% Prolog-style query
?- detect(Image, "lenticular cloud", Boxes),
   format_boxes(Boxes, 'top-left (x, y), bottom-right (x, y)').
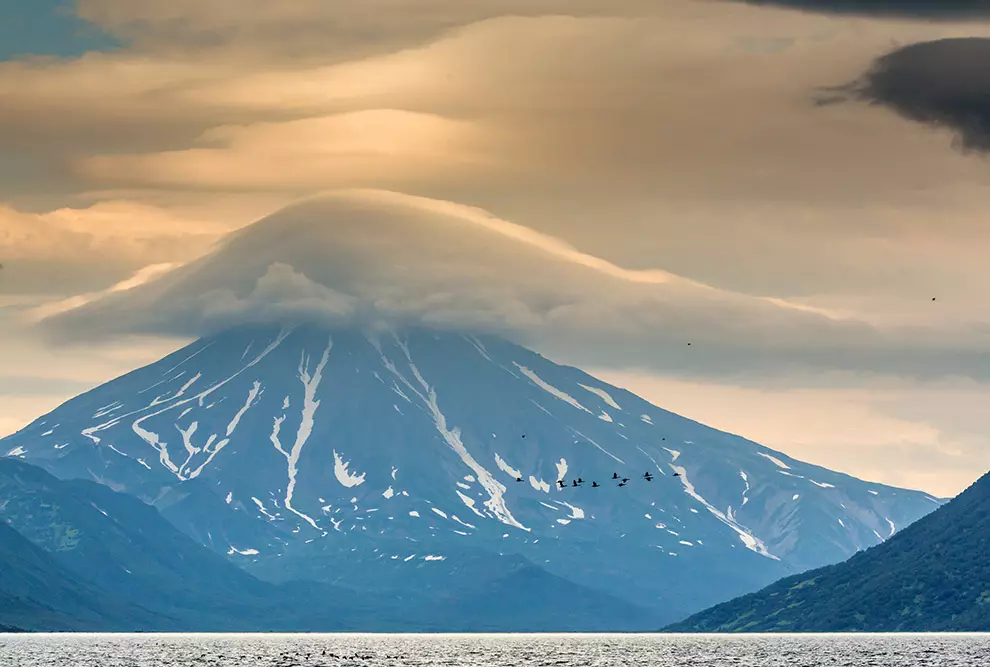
top-left (39, 188), bottom-right (951, 380)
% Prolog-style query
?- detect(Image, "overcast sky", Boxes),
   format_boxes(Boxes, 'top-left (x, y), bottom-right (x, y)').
top-left (4, 0), bottom-right (990, 496)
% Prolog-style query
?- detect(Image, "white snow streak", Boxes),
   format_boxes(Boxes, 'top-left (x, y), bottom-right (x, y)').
top-left (269, 338), bottom-right (332, 531)
top-left (494, 453), bottom-right (522, 479)
top-left (578, 384), bottom-right (622, 410)
top-left (665, 451), bottom-right (778, 560)
top-left (185, 381), bottom-right (263, 480)
top-left (557, 501), bottom-right (585, 520)
top-left (377, 336), bottom-right (528, 531)
top-left (252, 497), bottom-right (277, 521)
top-left (5, 447), bottom-right (26, 457)
top-left (513, 364), bottom-right (592, 414)
top-left (568, 427), bottom-right (624, 463)
top-left (758, 452), bottom-right (791, 469)
top-left (127, 329), bottom-right (290, 477)
top-left (637, 446), bottom-right (666, 475)
top-left (456, 490), bottom-right (485, 517)
top-left (228, 546), bottom-right (260, 556)
top-left (175, 421), bottom-right (200, 473)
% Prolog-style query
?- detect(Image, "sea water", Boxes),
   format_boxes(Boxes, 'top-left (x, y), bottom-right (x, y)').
top-left (1, 633), bottom-right (987, 666)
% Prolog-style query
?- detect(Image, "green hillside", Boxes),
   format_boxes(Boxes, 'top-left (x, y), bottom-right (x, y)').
top-left (667, 470), bottom-right (990, 632)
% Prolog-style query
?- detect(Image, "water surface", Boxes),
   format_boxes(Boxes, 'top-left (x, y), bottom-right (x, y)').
top-left (1, 632), bottom-right (987, 666)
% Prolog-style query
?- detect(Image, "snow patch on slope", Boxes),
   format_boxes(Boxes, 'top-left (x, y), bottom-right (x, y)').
top-left (758, 452), bottom-right (791, 469)
top-left (513, 364), bottom-right (592, 414)
top-left (665, 451), bottom-right (777, 560)
top-left (377, 336), bottom-right (528, 531)
top-left (333, 450), bottom-right (367, 487)
top-left (578, 383), bottom-right (622, 410)
top-left (270, 337), bottom-right (333, 530)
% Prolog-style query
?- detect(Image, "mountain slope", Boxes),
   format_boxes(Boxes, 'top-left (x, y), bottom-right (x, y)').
top-left (0, 519), bottom-right (173, 631)
top-left (2, 325), bottom-right (944, 626)
top-left (0, 458), bottom-right (648, 631)
top-left (666, 469), bottom-right (990, 632)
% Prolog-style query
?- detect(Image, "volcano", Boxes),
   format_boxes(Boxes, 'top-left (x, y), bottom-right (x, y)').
top-left (2, 324), bottom-right (942, 626)
top-left (2, 191), bottom-right (946, 627)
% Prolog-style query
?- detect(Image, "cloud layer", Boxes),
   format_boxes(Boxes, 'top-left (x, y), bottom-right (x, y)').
top-left (36, 189), bottom-right (990, 387)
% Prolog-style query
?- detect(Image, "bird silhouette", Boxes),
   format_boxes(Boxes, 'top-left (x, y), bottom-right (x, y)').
top-left (592, 481), bottom-right (600, 488)
top-left (612, 472), bottom-right (618, 479)
top-left (516, 476), bottom-right (523, 482)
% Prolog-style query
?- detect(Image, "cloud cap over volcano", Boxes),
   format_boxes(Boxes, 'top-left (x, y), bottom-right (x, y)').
top-left (36, 189), bottom-right (990, 383)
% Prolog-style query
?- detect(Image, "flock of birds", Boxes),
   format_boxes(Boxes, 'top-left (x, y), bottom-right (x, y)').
top-left (514, 433), bottom-right (680, 489)
top-left (513, 470), bottom-right (680, 488)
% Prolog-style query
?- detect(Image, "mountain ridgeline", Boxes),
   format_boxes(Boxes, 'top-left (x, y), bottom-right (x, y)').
top-left (667, 469), bottom-right (990, 632)
top-left (2, 324), bottom-right (944, 629)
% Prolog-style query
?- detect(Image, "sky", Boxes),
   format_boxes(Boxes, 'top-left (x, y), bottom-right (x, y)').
top-left (4, 1), bottom-right (990, 497)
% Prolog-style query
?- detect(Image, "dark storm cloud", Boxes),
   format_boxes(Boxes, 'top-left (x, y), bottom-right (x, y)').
top-left (734, 0), bottom-right (990, 19)
top-left (853, 38), bottom-right (990, 152)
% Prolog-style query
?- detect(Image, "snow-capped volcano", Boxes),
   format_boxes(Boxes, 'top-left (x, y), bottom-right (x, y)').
top-left (3, 324), bottom-right (942, 624)
top-left (5, 190), bottom-right (945, 625)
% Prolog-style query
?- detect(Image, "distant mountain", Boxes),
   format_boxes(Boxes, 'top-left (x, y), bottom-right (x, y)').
top-left (1, 324), bottom-right (944, 627)
top-left (0, 518), bottom-right (171, 632)
top-left (0, 458), bottom-right (647, 631)
top-left (666, 469), bottom-right (990, 632)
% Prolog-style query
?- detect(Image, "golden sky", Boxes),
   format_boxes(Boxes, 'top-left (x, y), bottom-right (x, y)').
top-left (4, 0), bottom-right (990, 496)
